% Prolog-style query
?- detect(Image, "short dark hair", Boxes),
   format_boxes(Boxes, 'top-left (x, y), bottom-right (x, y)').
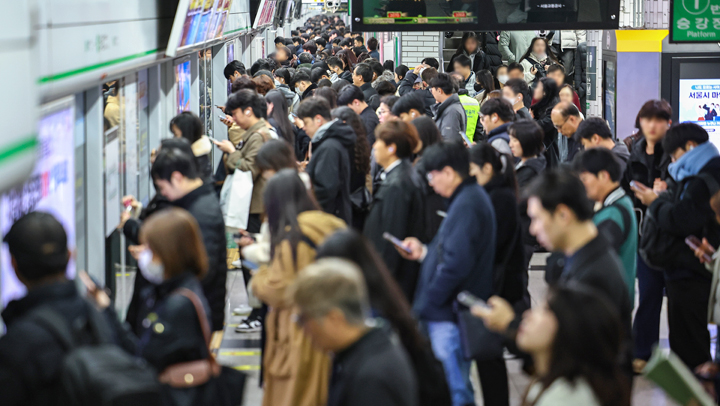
top-left (453, 54), bottom-right (472, 69)
top-left (339, 38), bottom-right (353, 48)
top-left (573, 148), bottom-right (623, 182)
top-left (274, 67), bottom-right (292, 84)
top-left (504, 78), bottom-right (530, 109)
top-left (547, 64), bottom-right (564, 75)
top-left (480, 98), bottom-right (515, 123)
top-left (318, 78), bottom-right (333, 88)
top-left (429, 72), bottom-right (455, 95)
top-left (375, 121), bottom-right (420, 159)
top-left (151, 146), bottom-right (200, 181)
top-left (354, 36), bottom-right (364, 45)
top-left (421, 57), bottom-right (440, 70)
top-left (367, 60), bottom-right (384, 77)
top-left (507, 62), bottom-right (524, 73)
top-left (662, 122), bottom-right (709, 154)
top-left (302, 41), bottom-right (317, 54)
top-left (368, 37), bottom-right (379, 51)
top-left (331, 78), bottom-right (351, 93)
top-left (421, 141), bottom-right (470, 179)
top-left (421, 67), bottom-right (439, 85)
top-left (354, 63), bottom-right (373, 83)
top-left (250, 59), bottom-right (273, 76)
top-left (298, 53), bottom-right (313, 64)
top-left (225, 88), bottom-right (267, 118)
top-left (395, 65), bottom-right (409, 81)
top-left (375, 80), bottom-right (396, 97)
top-left (311, 67), bottom-right (326, 83)
top-left (224, 60), bottom-right (246, 79)
top-left (392, 92), bottom-right (426, 116)
top-left (315, 38), bottom-right (327, 48)
top-left (635, 99), bottom-right (672, 129)
top-left (315, 86), bottom-right (338, 108)
top-left (525, 169), bottom-right (595, 221)
top-left (169, 111), bottom-right (204, 143)
top-left (508, 119), bottom-right (545, 158)
top-left (337, 85), bottom-right (365, 106)
top-left (574, 117), bottom-right (612, 142)
top-left (297, 96), bottom-right (332, 121)
top-left (292, 36), bottom-right (302, 44)
top-left (383, 60), bottom-right (394, 72)
top-left (380, 95), bottom-right (399, 110)
top-left (292, 70), bottom-right (312, 87)
top-left (274, 36), bottom-right (286, 45)
top-left (327, 56), bottom-right (343, 70)
top-left (5, 211), bottom-right (69, 280)
top-left (231, 76), bottom-right (257, 93)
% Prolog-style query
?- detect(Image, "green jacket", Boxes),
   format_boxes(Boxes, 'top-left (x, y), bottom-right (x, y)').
top-left (593, 188), bottom-right (637, 304)
top-left (458, 94), bottom-right (480, 142)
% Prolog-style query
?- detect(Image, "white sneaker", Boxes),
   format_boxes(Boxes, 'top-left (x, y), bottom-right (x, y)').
top-left (232, 305), bottom-right (252, 316)
top-left (235, 319), bottom-right (262, 333)
top-left (231, 259), bottom-right (242, 268)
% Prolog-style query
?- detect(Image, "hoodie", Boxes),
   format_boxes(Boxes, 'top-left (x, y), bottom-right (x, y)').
top-left (431, 94), bottom-right (466, 143)
top-left (397, 71), bottom-right (436, 116)
top-left (306, 119), bottom-right (357, 224)
top-left (487, 123), bottom-right (512, 156)
top-left (372, 70), bottom-right (396, 89)
top-left (276, 83), bottom-right (301, 113)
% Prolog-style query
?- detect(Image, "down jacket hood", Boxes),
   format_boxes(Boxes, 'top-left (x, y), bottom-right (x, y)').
top-left (311, 119), bottom-right (357, 148)
top-left (372, 70), bottom-right (396, 89)
top-left (191, 135), bottom-right (212, 157)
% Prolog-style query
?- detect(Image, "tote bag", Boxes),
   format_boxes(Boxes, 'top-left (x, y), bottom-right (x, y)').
top-left (219, 170), bottom-right (254, 230)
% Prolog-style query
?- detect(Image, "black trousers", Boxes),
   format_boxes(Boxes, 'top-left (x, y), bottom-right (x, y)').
top-left (476, 358), bottom-right (509, 406)
top-left (665, 273), bottom-right (712, 369)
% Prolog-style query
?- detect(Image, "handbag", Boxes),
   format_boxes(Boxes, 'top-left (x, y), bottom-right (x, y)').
top-left (158, 288), bottom-right (246, 405)
top-left (219, 170), bottom-right (254, 230)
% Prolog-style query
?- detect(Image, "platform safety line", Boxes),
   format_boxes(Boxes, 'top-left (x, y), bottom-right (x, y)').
top-left (219, 350), bottom-right (261, 356)
top-left (233, 365), bottom-right (261, 371)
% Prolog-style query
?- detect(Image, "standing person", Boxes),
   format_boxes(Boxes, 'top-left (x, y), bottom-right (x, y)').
top-left (574, 117), bottom-right (631, 169)
top-left (214, 89), bottom-right (272, 234)
top-left (452, 55), bottom-right (477, 97)
top-left (352, 63), bottom-right (380, 111)
top-left (447, 32), bottom-right (489, 73)
top-left (625, 100), bottom-right (673, 372)
top-left (575, 148), bottom-right (638, 304)
top-left (502, 78), bottom-right (532, 120)
top-left (397, 66), bottom-right (439, 116)
top-left (549, 101), bottom-right (584, 165)
top-left (378, 95), bottom-right (399, 124)
top-left (251, 170), bottom-right (347, 406)
top-left (265, 89), bottom-right (296, 147)
top-left (480, 31), bottom-right (503, 72)
top-left (327, 56), bottom-right (353, 83)
top-left (293, 71), bottom-right (317, 100)
top-left (530, 77), bottom-right (560, 167)
top-left (450, 72), bottom-right (481, 143)
top-left (499, 31), bottom-right (536, 64)
top-left (298, 97), bottom-right (356, 224)
top-left (632, 123), bottom-right (720, 370)
top-left (429, 73), bottom-right (466, 143)
top-left (518, 38), bottom-right (561, 86)
top-left (169, 111), bottom-right (213, 180)
top-left (411, 116), bottom-right (445, 242)
top-left (474, 70), bottom-right (496, 106)
top-left (399, 142), bottom-right (497, 406)
top-left (331, 106), bottom-right (372, 230)
top-left (290, 259), bottom-right (418, 406)
top-left (495, 65), bottom-right (509, 89)
top-left (337, 85), bottom-right (379, 145)
top-left (547, 65), bottom-right (581, 111)
top-left (274, 68), bottom-right (301, 113)
top-left (367, 37), bottom-right (380, 60)
top-left (479, 98), bottom-right (515, 155)
top-left (363, 121), bottom-right (425, 301)
top-left (547, 30), bottom-right (587, 83)
top-left (316, 230), bottom-right (452, 406)
top-left (469, 143), bottom-right (528, 406)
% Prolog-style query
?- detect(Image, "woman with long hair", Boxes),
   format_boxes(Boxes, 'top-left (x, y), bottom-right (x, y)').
top-left (519, 37), bottom-right (561, 86)
top-left (169, 111), bottom-right (213, 180)
top-left (447, 32), bottom-right (488, 73)
top-left (474, 69), bottom-right (496, 106)
top-left (517, 286), bottom-right (630, 406)
top-left (250, 169), bottom-right (346, 406)
top-left (530, 77), bottom-right (560, 165)
top-left (315, 87), bottom-right (338, 109)
top-left (316, 230), bottom-right (452, 406)
top-left (265, 89), bottom-right (295, 146)
top-left (410, 116), bottom-right (443, 241)
top-left (331, 106), bottom-right (371, 230)
top-left (337, 48), bottom-right (357, 72)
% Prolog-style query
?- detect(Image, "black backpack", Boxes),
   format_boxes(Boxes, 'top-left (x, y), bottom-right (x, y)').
top-left (639, 172), bottom-right (720, 271)
top-left (30, 304), bottom-right (162, 406)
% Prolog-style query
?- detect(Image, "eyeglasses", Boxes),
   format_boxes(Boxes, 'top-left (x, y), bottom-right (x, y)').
top-left (553, 118), bottom-right (568, 130)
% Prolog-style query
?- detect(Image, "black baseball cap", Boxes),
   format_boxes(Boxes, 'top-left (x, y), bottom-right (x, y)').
top-left (3, 211), bottom-right (69, 276)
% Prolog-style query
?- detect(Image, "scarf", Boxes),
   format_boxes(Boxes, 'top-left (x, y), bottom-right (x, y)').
top-left (668, 141), bottom-right (719, 181)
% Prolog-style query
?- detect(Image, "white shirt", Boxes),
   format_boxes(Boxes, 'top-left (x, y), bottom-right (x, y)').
top-left (525, 378), bottom-right (602, 406)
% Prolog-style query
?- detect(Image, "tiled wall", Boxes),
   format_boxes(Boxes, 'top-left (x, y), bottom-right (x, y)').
top-left (400, 31), bottom-right (441, 67)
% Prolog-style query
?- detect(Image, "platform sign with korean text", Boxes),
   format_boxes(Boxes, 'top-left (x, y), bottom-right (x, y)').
top-left (671, 0), bottom-right (720, 42)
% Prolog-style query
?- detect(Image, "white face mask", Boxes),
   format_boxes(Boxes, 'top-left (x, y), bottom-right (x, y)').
top-left (138, 249), bottom-right (164, 285)
top-left (504, 96), bottom-right (519, 106)
top-left (498, 75), bottom-right (509, 85)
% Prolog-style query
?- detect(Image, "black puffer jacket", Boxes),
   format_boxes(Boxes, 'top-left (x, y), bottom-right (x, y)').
top-left (307, 119), bottom-right (357, 224)
top-left (574, 43), bottom-right (588, 100)
top-left (624, 136), bottom-right (672, 211)
top-left (481, 32), bottom-right (503, 73)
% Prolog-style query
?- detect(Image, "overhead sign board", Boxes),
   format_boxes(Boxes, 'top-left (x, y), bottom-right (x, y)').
top-left (670, 0), bottom-right (720, 43)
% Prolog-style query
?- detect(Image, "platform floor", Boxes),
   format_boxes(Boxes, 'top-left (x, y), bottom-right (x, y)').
top-left (114, 253), bottom-right (696, 406)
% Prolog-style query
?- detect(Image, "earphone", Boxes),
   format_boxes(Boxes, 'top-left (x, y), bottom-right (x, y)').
top-left (388, 147), bottom-right (395, 152)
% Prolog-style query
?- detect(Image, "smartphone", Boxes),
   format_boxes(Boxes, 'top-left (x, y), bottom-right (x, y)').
top-left (629, 181), bottom-right (647, 191)
top-left (457, 291), bottom-right (491, 310)
top-left (686, 235), bottom-right (713, 263)
top-left (383, 232), bottom-right (411, 254)
top-left (459, 131), bottom-right (472, 147)
top-left (233, 232), bottom-right (256, 242)
top-left (242, 259), bottom-right (259, 271)
top-left (217, 112), bottom-right (228, 120)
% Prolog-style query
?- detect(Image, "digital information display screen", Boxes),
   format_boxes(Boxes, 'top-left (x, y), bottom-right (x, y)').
top-left (354, 0), bottom-right (620, 31)
top-left (679, 79), bottom-right (720, 150)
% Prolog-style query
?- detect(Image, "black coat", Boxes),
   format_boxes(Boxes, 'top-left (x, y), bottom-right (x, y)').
top-left (307, 119), bottom-right (357, 224)
top-left (481, 32), bottom-right (504, 73)
top-left (339, 70), bottom-right (353, 83)
top-left (364, 160), bottom-right (426, 301)
top-left (414, 158), bottom-right (445, 242)
top-left (302, 83), bottom-right (318, 100)
top-left (0, 281), bottom-right (120, 406)
top-left (359, 106), bottom-right (379, 146)
top-left (360, 82), bottom-right (380, 111)
top-left (397, 72), bottom-right (436, 116)
top-left (327, 327), bottom-right (418, 406)
top-left (624, 137), bottom-right (672, 211)
top-left (517, 155), bottom-right (547, 248)
top-left (447, 50), bottom-right (489, 74)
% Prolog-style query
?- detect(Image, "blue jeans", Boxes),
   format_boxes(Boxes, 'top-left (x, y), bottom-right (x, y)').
top-left (426, 321), bottom-right (475, 406)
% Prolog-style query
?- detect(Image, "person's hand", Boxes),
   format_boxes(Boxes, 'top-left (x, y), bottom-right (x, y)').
top-left (695, 238), bottom-right (716, 264)
top-left (297, 160), bottom-right (308, 172)
top-left (293, 115), bottom-right (304, 129)
top-left (631, 181), bottom-right (658, 206)
top-left (128, 244), bottom-right (146, 261)
top-left (212, 138), bottom-right (236, 154)
top-left (216, 105), bottom-right (225, 113)
top-left (118, 210), bottom-right (131, 230)
top-left (150, 148), bottom-right (157, 164)
top-left (79, 271), bottom-right (111, 310)
top-left (470, 296), bottom-right (515, 333)
top-left (413, 63), bottom-right (427, 75)
top-left (397, 237), bottom-right (425, 261)
top-left (220, 115), bottom-right (234, 128)
top-left (530, 66), bottom-right (538, 75)
top-left (696, 362), bottom-right (719, 398)
top-left (653, 178), bottom-right (668, 194)
top-left (234, 230), bottom-right (256, 248)
top-left (122, 195), bottom-right (140, 210)
top-left (544, 64), bottom-right (551, 71)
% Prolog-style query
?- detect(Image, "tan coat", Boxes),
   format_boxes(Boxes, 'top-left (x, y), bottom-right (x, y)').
top-left (251, 210), bottom-right (346, 406)
top-left (225, 119), bottom-right (270, 214)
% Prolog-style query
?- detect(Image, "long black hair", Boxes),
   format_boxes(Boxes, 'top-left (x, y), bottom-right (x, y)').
top-left (331, 107), bottom-right (371, 176)
top-left (411, 116), bottom-right (442, 156)
top-left (457, 32), bottom-right (480, 55)
top-left (530, 77), bottom-right (559, 119)
top-left (169, 111), bottom-right (203, 143)
top-left (518, 37), bottom-right (560, 66)
top-left (265, 89), bottom-right (295, 146)
top-left (264, 169), bottom-right (319, 259)
top-left (316, 230), bottom-right (427, 352)
top-left (525, 285), bottom-right (630, 406)
top-left (469, 142), bottom-right (518, 197)
top-left (476, 69), bottom-right (495, 103)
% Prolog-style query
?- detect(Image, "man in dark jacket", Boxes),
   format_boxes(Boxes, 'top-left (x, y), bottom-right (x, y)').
top-left (337, 85), bottom-right (379, 145)
top-left (480, 98), bottom-right (515, 155)
top-left (429, 73), bottom-right (466, 143)
top-left (633, 123), bottom-right (720, 370)
top-left (352, 63), bottom-right (380, 111)
top-left (401, 142), bottom-right (496, 406)
top-left (149, 148), bottom-right (228, 332)
top-left (293, 71), bottom-right (317, 100)
top-left (299, 97), bottom-right (356, 224)
top-left (397, 65), bottom-right (438, 116)
top-left (549, 101), bottom-right (584, 165)
top-left (0, 212), bottom-right (121, 406)
top-left (291, 259), bottom-right (418, 406)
